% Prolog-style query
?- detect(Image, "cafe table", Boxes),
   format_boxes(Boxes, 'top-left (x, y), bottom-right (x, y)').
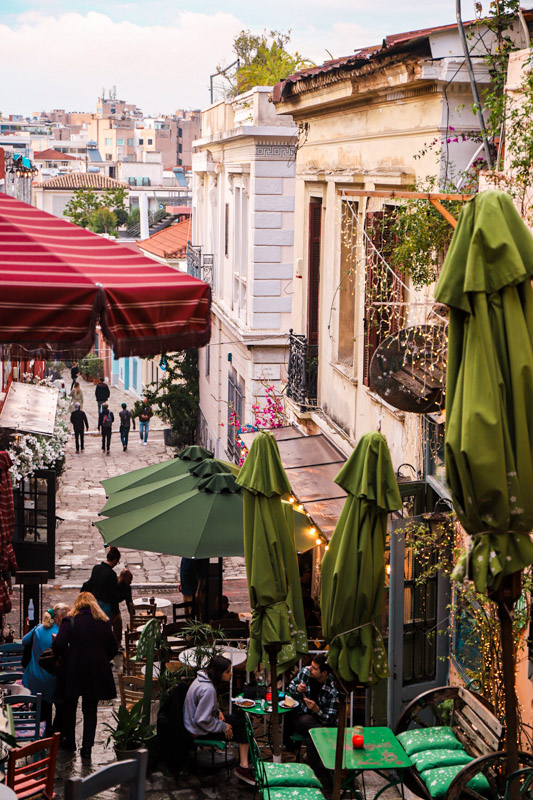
top-left (133, 596), bottom-right (171, 610)
top-left (309, 727), bottom-right (412, 800)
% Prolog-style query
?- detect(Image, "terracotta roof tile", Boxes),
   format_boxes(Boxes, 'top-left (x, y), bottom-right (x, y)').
top-left (35, 173), bottom-right (128, 190)
top-left (137, 218), bottom-right (192, 259)
top-left (33, 149), bottom-right (79, 161)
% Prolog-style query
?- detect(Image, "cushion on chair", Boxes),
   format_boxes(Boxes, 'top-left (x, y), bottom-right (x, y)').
top-left (194, 738), bottom-right (226, 751)
top-left (264, 762), bottom-right (322, 788)
top-left (396, 726), bottom-right (463, 756)
top-left (411, 748), bottom-right (472, 773)
top-left (421, 765), bottom-right (492, 799)
top-left (263, 788), bottom-right (326, 800)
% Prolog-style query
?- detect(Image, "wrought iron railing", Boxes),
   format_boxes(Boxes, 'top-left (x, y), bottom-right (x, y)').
top-left (186, 243), bottom-right (214, 289)
top-left (286, 330), bottom-right (319, 410)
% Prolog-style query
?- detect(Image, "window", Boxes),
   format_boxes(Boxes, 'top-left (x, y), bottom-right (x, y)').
top-left (205, 344), bottom-right (210, 378)
top-left (117, 138), bottom-right (124, 146)
top-left (106, 154), bottom-right (112, 161)
top-left (178, 143), bottom-right (182, 153)
top-left (307, 199), bottom-right (322, 349)
top-left (224, 203), bottom-right (230, 257)
top-left (338, 201), bottom-right (357, 366)
top-left (227, 368), bottom-right (245, 463)
top-left (105, 138), bottom-right (112, 146)
top-left (363, 207), bottom-right (404, 386)
top-left (147, 138), bottom-right (153, 145)
top-left (232, 187), bottom-right (248, 321)
top-left (127, 138), bottom-right (133, 146)
top-left (139, 138), bottom-right (144, 145)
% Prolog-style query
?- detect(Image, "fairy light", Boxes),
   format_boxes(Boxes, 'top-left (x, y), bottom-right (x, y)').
top-left (310, 527), bottom-right (316, 535)
top-left (297, 504), bottom-right (304, 512)
top-left (289, 496), bottom-right (295, 504)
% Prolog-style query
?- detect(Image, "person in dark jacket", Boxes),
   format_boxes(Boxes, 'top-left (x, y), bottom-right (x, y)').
top-left (82, 546), bottom-right (121, 618)
top-left (95, 378), bottom-right (110, 415)
top-left (112, 568), bottom-right (134, 647)
top-left (53, 591), bottom-right (118, 759)
top-left (70, 402), bottom-right (89, 453)
top-left (70, 362), bottom-right (79, 390)
top-left (138, 398), bottom-right (153, 445)
top-left (98, 403), bottom-right (114, 454)
top-left (118, 403), bottom-right (135, 452)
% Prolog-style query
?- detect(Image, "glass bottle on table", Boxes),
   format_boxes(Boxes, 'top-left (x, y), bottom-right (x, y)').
top-left (256, 669), bottom-right (266, 709)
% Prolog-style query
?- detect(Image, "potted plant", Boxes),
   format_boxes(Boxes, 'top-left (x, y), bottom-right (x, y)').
top-left (104, 700), bottom-right (155, 761)
top-left (141, 351), bottom-right (199, 449)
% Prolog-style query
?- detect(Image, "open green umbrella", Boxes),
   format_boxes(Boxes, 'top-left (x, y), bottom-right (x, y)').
top-left (101, 445), bottom-right (238, 496)
top-left (95, 469), bottom-right (319, 557)
top-left (320, 431), bottom-right (401, 800)
top-left (237, 431), bottom-right (308, 760)
top-left (434, 189), bottom-right (533, 780)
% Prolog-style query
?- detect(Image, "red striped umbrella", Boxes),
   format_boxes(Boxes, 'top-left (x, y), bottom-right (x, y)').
top-left (0, 194), bottom-right (211, 357)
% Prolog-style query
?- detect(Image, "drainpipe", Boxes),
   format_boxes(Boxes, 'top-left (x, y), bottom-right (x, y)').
top-left (456, 0), bottom-right (493, 167)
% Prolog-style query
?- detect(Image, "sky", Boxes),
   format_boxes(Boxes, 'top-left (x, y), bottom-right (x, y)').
top-left (2, 0), bottom-right (533, 116)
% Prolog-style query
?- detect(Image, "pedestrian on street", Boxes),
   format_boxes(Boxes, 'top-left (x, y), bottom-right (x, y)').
top-left (22, 603), bottom-right (70, 736)
top-left (112, 568), bottom-right (134, 647)
top-left (118, 402), bottom-right (135, 452)
top-left (98, 402), bottom-right (114, 454)
top-left (81, 546), bottom-right (120, 620)
top-left (70, 362), bottom-right (79, 390)
top-left (52, 591), bottom-right (118, 759)
top-left (69, 381), bottom-right (84, 412)
top-left (70, 402), bottom-right (89, 453)
top-left (138, 397), bottom-right (153, 445)
top-left (95, 377), bottom-right (110, 416)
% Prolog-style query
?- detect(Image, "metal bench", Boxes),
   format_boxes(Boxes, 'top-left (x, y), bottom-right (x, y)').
top-left (395, 686), bottom-right (533, 799)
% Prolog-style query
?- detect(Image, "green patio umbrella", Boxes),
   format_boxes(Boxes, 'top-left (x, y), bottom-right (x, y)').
top-left (320, 431), bottom-right (401, 800)
top-left (95, 469), bottom-right (319, 557)
top-left (434, 189), bottom-right (533, 780)
top-left (236, 431), bottom-right (308, 760)
top-left (101, 445), bottom-right (238, 496)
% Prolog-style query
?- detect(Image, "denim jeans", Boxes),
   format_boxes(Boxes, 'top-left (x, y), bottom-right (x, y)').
top-left (120, 426), bottom-right (130, 449)
top-left (139, 420), bottom-right (149, 442)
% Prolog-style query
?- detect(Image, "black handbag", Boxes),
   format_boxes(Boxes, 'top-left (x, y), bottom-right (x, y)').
top-left (21, 630), bottom-right (34, 669)
top-left (38, 647), bottom-right (62, 676)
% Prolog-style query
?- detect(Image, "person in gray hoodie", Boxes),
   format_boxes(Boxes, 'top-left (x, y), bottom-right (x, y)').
top-left (183, 654), bottom-right (254, 786)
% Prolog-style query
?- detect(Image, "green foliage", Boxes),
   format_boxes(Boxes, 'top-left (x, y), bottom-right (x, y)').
top-left (103, 700), bottom-right (155, 751)
top-left (390, 180), bottom-right (463, 289)
top-left (219, 29), bottom-right (313, 97)
top-left (64, 186), bottom-right (128, 230)
top-left (143, 351), bottom-right (199, 449)
top-left (160, 619), bottom-right (226, 682)
top-left (89, 207), bottom-right (117, 235)
top-left (79, 353), bottom-right (104, 379)
top-left (127, 206), bottom-right (140, 227)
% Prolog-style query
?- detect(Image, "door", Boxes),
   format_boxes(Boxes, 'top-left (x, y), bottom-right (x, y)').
top-left (307, 199), bottom-right (322, 347)
top-left (124, 358), bottom-right (130, 390)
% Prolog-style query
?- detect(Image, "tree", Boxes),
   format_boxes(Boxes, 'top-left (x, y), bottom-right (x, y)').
top-left (64, 186), bottom-right (128, 229)
top-left (218, 29), bottom-right (313, 97)
top-left (90, 207), bottom-right (117, 235)
top-left (139, 351), bottom-right (199, 449)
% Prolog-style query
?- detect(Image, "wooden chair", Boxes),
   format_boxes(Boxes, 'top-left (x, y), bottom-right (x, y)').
top-left (0, 643), bottom-right (24, 673)
top-left (128, 605), bottom-right (156, 631)
top-left (162, 621), bottom-right (189, 637)
top-left (172, 601), bottom-right (193, 622)
top-left (7, 732), bottom-right (60, 800)
top-left (209, 618), bottom-right (249, 639)
top-left (4, 693), bottom-right (42, 744)
top-left (64, 749), bottom-right (147, 800)
top-left (118, 674), bottom-right (157, 711)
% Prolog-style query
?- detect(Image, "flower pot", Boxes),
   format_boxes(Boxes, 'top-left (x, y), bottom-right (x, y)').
top-left (114, 746), bottom-right (141, 762)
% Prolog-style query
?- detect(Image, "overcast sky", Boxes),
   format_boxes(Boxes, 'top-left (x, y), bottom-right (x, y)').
top-left (2, 1), bottom-right (533, 116)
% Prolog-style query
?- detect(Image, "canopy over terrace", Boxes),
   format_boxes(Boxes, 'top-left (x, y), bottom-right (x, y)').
top-left (238, 426), bottom-right (347, 539)
top-left (0, 194), bottom-right (211, 358)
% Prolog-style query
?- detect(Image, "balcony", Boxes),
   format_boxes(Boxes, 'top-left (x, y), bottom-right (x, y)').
top-left (186, 244), bottom-right (214, 289)
top-left (286, 331), bottom-right (319, 410)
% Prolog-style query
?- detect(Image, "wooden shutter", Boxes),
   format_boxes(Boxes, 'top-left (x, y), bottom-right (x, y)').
top-left (307, 200), bottom-right (322, 347)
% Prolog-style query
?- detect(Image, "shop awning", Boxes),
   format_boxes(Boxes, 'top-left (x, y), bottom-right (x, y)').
top-left (0, 381), bottom-right (58, 435)
top-left (0, 194), bottom-right (211, 358)
top-left (239, 426), bottom-right (347, 539)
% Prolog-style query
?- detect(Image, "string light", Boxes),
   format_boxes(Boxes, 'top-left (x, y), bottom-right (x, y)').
top-left (289, 497), bottom-right (295, 504)
top-left (297, 504), bottom-right (304, 512)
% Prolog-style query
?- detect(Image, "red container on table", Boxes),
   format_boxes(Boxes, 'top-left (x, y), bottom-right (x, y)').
top-left (266, 690), bottom-right (272, 703)
top-left (352, 726), bottom-right (364, 749)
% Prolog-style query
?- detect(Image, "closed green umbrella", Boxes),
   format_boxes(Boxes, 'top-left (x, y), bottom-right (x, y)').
top-left (236, 431), bottom-right (308, 760)
top-left (320, 431), bottom-right (401, 800)
top-left (434, 190), bottom-right (533, 780)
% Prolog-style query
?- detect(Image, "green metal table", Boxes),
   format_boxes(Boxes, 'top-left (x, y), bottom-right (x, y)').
top-left (309, 726), bottom-right (412, 800)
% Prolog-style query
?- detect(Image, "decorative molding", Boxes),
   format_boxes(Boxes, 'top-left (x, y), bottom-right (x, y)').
top-left (255, 144), bottom-right (296, 161)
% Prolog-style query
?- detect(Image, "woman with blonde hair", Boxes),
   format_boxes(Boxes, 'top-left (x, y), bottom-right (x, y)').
top-left (53, 591), bottom-right (117, 759)
top-left (69, 381), bottom-right (84, 412)
top-left (22, 603), bottom-right (70, 735)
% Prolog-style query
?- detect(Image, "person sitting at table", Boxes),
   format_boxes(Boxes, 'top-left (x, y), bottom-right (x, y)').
top-left (283, 653), bottom-right (339, 771)
top-left (22, 603), bottom-right (70, 736)
top-left (214, 594), bottom-right (239, 620)
top-left (183, 654), bottom-right (255, 786)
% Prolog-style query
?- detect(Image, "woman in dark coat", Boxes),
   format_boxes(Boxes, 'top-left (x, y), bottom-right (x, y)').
top-left (53, 591), bottom-right (118, 759)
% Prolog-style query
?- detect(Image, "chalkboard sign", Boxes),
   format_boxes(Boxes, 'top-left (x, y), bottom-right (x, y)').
top-left (369, 324), bottom-right (447, 413)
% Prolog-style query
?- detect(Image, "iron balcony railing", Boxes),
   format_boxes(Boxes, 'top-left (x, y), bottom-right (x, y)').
top-left (186, 243), bottom-right (214, 289)
top-left (286, 330), bottom-right (319, 410)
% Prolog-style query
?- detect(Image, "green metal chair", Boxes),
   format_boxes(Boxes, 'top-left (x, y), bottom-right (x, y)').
top-left (193, 735), bottom-right (237, 791)
top-left (244, 712), bottom-right (325, 799)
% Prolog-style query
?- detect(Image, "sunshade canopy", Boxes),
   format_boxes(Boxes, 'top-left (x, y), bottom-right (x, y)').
top-left (434, 190), bottom-right (533, 593)
top-left (0, 194), bottom-right (211, 357)
top-left (321, 432), bottom-right (401, 686)
top-left (237, 432), bottom-right (308, 673)
top-left (96, 463), bottom-right (319, 557)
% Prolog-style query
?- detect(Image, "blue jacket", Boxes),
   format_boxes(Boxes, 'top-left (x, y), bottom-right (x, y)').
top-left (22, 623), bottom-right (59, 703)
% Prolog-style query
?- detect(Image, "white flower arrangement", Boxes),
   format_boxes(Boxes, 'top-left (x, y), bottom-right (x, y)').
top-left (8, 375), bottom-right (70, 485)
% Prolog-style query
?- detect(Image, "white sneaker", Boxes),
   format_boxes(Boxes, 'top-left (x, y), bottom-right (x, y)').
top-left (143, 441), bottom-right (148, 446)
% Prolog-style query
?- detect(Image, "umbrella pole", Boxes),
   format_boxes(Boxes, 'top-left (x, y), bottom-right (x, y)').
top-left (493, 572), bottom-right (521, 800)
top-left (332, 689), bottom-right (347, 800)
top-left (265, 644), bottom-right (282, 762)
